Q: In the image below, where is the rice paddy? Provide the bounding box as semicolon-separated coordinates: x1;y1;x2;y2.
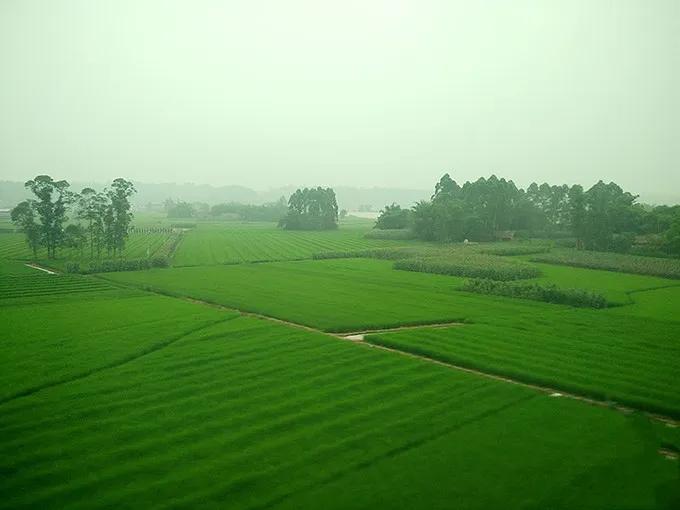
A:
2;221;679;508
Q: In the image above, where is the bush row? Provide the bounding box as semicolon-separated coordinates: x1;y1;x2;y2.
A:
66;257;169;274
363;229;417;240
394;254;541;281
479;244;552;256
461;278;608;308
531;249;680;279
312;248;415;260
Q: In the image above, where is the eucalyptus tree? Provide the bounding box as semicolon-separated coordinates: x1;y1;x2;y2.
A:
106;178;136;255
10;200;41;257
23;175;74;258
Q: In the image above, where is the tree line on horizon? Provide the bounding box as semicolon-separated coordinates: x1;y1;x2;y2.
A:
11;175;136;259
376;174;680;256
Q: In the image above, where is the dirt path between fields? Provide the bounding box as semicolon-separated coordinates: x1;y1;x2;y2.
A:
25;263;59;275
340;322;463;340
95;280;680;427
345;338;677;426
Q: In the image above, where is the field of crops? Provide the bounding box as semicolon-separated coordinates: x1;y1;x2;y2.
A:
104;258;547;331
2;221;680;508
0;230;176;268
103;257;680;416
394;253;542;280
1;312;677;509
532;249;680;279
0;271;115;301
366;312;680;417
0;287;228;402
172;222;418;266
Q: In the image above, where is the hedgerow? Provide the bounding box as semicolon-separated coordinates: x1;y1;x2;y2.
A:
394;254;541;281
66;257;169;274
479;244;552;256
312;247;417;260
363;229;416;240
461;278;608;308
531;249;680;279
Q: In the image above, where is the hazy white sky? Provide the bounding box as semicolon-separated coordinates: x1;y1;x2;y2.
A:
1;0;678;195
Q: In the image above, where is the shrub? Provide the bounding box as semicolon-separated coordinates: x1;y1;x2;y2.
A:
531;249;680;279
554;238;577;248
480;244;551;257
462;278;608;308
65;262;80;273
151;257;169;268
312;248;414;260
363;229;416;240
394;254;541;281
69;257;171;274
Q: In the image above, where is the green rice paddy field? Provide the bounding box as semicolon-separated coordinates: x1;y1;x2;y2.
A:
171;221;418;266
2;221;680;509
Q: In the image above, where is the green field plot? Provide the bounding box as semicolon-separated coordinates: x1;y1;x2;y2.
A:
0;231;176;270
608;286;680;323
394;252;542;280
172;222;417;266
0;291;229;402
0;316;676;509
532;249;680;279
102;258;680;416
366;308;680;417
0;259;40;276
0;271;116;302
530;263;680;304
103;258;560;331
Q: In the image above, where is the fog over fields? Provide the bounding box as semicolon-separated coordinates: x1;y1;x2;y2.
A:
2;2;679;509
1;0;678;197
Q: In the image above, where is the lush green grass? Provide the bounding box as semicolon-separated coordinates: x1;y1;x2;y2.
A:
4;222;680;508
609;286;680;322
0;290;229;402
103;258;549;331
530;263;680;304
1;315;677;509
0;231;175;270
532;249;680;279
277;399;679;510
103;258;680;415
0;272;116;301
366;307;680;417
0;259;39;276
172;222;418;266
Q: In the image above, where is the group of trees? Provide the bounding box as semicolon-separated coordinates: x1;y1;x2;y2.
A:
11;175;136;259
376;173;680;256
211;197;289;222
164;199;197;219
279;187;339;230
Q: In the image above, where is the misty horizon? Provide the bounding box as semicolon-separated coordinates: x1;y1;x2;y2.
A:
2;0;678;198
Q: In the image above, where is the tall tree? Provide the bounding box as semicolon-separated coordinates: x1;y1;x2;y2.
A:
23;175;73;258
77;187;108;257
432;173;460;202
568;184;586;249
106;178;136;255
10;200;41;258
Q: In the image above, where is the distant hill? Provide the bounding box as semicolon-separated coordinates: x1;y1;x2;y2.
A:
0;180;430;211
